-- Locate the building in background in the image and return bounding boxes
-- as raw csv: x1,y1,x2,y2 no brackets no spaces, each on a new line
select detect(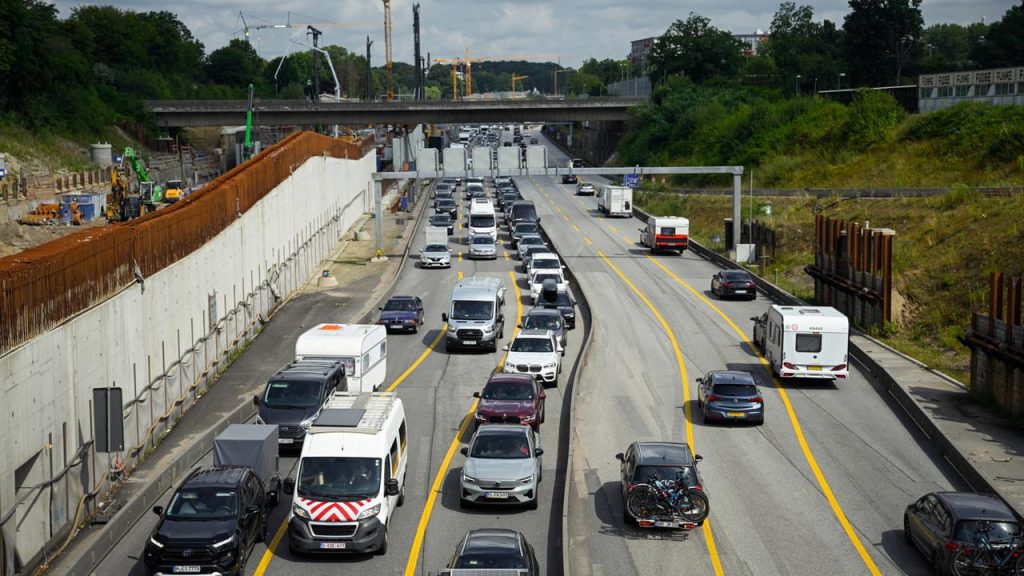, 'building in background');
733,30,767,57
629,37,656,73
918,66,1023,112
